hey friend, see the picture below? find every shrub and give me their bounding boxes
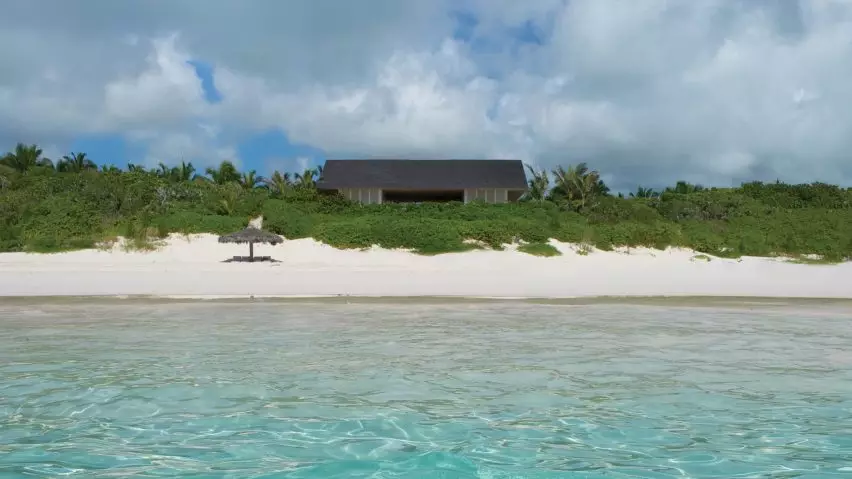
[151,212,246,235]
[519,242,562,257]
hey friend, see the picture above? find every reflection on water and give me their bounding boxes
[1,301,851,477]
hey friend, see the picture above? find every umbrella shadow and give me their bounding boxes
[222,255,281,263]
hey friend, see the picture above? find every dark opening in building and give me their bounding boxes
[382,190,465,203]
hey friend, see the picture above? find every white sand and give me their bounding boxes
[0,234,850,298]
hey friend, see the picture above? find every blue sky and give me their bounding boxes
[2,0,852,188]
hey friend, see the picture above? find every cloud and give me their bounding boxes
[295,157,311,173]
[2,0,852,188]
[215,40,516,159]
[103,34,208,128]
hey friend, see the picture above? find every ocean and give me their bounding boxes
[1,299,851,478]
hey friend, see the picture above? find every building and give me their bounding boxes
[316,159,528,204]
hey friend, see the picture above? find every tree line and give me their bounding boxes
[2,141,851,260]
[7,141,843,210]
[0,143,323,193]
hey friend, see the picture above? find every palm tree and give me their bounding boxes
[551,162,606,210]
[127,163,147,173]
[154,162,172,179]
[262,170,291,195]
[666,181,705,194]
[174,161,197,182]
[205,161,241,185]
[1,143,54,173]
[57,152,96,173]
[293,168,319,189]
[99,164,122,174]
[578,171,605,208]
[594,177,611,196]
[550,165,578,206]
[521,163,549,201]
[149,160,200,182]
[629,186,659,198]
[239,170,263,189]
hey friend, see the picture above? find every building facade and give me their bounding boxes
[316,159,528,205]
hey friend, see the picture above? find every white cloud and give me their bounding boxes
[104,34,208,128]
[295,157,311,173]
[2,0,852,187]
[133,130,238,169]
[217,40,511,159]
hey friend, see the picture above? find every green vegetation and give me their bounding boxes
[2,143,851,261]
[518,243,562,257]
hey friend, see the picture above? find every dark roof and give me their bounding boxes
[317,159,528,190]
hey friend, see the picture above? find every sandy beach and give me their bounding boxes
[0,234,849,298]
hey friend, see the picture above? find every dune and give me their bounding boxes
[0,233,850,298]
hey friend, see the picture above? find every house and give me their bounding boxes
[316,159,528,204]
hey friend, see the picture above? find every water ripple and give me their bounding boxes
[1,302,851,477]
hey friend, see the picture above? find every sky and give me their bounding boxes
[2,0,852,190]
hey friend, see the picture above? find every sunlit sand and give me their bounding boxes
[0,234,849,298]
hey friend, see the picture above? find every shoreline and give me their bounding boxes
[5,295,852,310]
[1,234,851,300]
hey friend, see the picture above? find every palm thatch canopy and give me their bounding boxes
[218,226,283,245]
[218,227,282,262]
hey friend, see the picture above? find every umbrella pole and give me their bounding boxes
[249,241,254,262]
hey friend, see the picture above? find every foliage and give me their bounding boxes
[521,163,549,202]
[1,143,54,173]
[205,161,241,185]
[518,242,562,257]
[57,152,97,173]
[665,181,705,195]
[549,162,608,211]
[1,143,851,261]
[629,186,659,199]
[293,167,321,190]
[263,171,292,197]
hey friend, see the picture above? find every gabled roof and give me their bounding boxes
[317,159,528,190]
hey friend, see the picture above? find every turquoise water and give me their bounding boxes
[1,301,851,478]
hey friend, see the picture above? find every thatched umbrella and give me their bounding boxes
[218,226,283,262]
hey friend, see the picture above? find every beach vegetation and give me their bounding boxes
[518,242,562,257]
[575,243,593,256]
[1,143,851,261]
